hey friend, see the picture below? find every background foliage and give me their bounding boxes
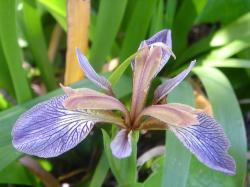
[0,0,249,186]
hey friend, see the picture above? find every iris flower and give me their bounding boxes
[12,29,235,175]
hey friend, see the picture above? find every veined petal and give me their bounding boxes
[63,87,130,125]
[12,95,124,158]
[170,112,236,175]
[76,48,112,93]
[130,46,162,120]
[110,129,132,159]
[137,104,235,175]
[135,104,198,128]
[154,60,196,103]
[132,29,173,74]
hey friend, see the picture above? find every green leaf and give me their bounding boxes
[196,0,250,24]
[210,12,250,47]
[191,67,247,187]
[0,145,21,171]
[143,156,164,187]
[203,58,250,68]
[0,44,14,96]
[120,0,158,61]
[0,161,35,185]
[172,0,206,55]
[89,153,109,187]
[22,0,57,91]
[161,81,195,187]
[101,129,123,183]
[37,0,66,30]
[203,37,250,61]
[89,0,128,71]
[0,0,32,103]
[164,0,177,29]
[109,52,137,86]
[149,0,164,36]
[175,32,214,65]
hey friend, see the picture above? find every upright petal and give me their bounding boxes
[76,48,112,93]
[139,29,172,49]
[153,60,196,103]
[137,104,235,175]
[132,29,173,74]
[12,95,124,158]
[110,130,132,159]
[170,112,236,175]
[63,87,130,125]
[130,46,162,121]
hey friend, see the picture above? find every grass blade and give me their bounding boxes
[22,0,57,91]
[37,0,67,30]
[89,153,109,187]
[120,0,158,61]
[0,0,32,103]
[0,44,14,96]
[204,58,250,68]
[165,0,177,28]
[89,0,128,71]
[108,52,137,86]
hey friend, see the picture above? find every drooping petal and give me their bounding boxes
[110,129,132,159]
[137,104,235,175]
[153,60,196,103]
[170,112,236,175]
[132,29,173,74]
[12,95,124,158]
[76,48,112,93]
[63,87,130,125]
[130,46,162,120]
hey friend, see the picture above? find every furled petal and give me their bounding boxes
[110,129,132,158]
[63,87,130,125]
[170,112,236,175]
[132,29,173,75]
[12,95,124,158]
[76,48,112,93]
[153,60,196,103]
[130,46,162,120]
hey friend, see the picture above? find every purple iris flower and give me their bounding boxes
[12,29,235,175]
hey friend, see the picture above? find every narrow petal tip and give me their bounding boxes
[75,48,112,92]
[154,60,197,103]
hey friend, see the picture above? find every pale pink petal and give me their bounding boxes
[135,104,198,128]
[130,46,162,120]
[63,87,130,125]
